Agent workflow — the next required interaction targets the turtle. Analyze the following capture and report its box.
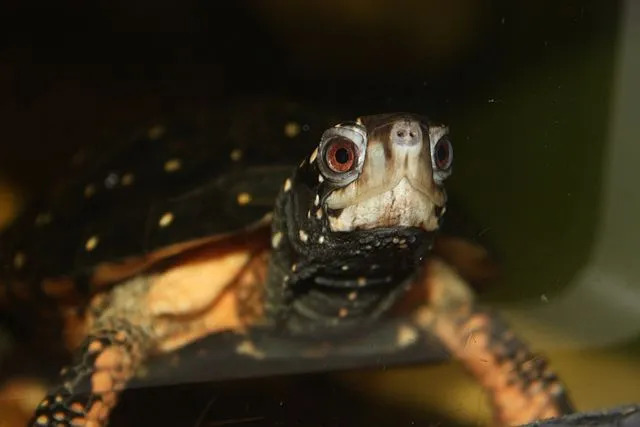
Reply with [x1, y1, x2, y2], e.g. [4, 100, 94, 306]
[0, 103, 575, 426]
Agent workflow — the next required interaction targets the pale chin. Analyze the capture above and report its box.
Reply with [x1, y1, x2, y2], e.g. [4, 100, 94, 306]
[327, 177, 441, 232]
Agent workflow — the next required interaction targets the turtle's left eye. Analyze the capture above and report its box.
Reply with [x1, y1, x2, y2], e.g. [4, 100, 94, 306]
[431, 136, 453, 183]
[325, 138, 357, 173]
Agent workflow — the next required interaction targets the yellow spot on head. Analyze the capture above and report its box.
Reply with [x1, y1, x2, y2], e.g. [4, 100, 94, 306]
[318, 235, 325, 244]
[148, 124, 166, 140]
[284, 121, 301, 138]
[230, 149, 243, 162]
[283, 178, 292, 192]
[121, 172, 135, 186]
[237, 192, 252, 206]
[309, 147, 318, 163]
[291, 263, 297, 272]
[164, 158, 182, 173]
[13, 252, 26, 269]
[85, 236, 99, 251]
[271, 232, 283, 249]
[84, 184, 96, 198]
[299, 230, 308, 243]
[158, 212, 174, 228]
[318, 174, 324, 183]
[314, 195, 320, 206]
[316, 209, 323, 220]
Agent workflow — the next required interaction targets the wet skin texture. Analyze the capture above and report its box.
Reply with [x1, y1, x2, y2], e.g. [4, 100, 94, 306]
[0, 112, 574, 426]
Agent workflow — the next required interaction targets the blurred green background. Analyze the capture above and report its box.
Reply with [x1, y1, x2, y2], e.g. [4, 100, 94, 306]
[1, 0, 638, 425]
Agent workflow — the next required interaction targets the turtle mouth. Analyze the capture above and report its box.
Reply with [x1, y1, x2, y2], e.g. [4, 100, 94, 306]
[326, 176, 444, 232]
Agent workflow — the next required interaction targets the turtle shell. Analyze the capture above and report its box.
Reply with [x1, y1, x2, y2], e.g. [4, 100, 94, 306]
[0, 98, 339, 299]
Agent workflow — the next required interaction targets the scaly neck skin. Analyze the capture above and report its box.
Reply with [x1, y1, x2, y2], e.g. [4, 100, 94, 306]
[265, 178, 435, 336]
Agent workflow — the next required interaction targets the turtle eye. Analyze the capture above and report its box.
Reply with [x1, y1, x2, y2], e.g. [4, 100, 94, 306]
[325, 138, 357, 173]
[431, 136, 453, 182]
[317, 122, 367, 185]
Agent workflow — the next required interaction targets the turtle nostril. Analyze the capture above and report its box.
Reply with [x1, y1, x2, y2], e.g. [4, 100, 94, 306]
[391, 120, 422, 146]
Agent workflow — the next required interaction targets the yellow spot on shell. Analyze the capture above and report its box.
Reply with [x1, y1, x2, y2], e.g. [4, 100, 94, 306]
[283, 178, 292, 192]
[230, 149, 243, 162]
[35, 211, 52, 226]
[36, 415, 49, 425]
[158, 212, 174, 227]
[318, 235, 325, 244]
[164, 158, 182, 173]
[237, 192, 252, 205]
[85, 236, 99, 251]
[84, 184, 96, 198]
[299, 230, 308, 243]
[13, 252, 26, 269]
[147, 124, 166, 140]
[121, 172, 135, 186]
[284, 121, 301, 138]
[397, 324, 418, 347]
[348, 291, 357, 301]
[357, 277, 367, 286]
[338, 308, 348, 318]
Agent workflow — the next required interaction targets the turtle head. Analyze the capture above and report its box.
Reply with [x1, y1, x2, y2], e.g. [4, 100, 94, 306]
[272, 113, 452, 276]
[269, 113, 453, 332]
[318, 114, 451, 233]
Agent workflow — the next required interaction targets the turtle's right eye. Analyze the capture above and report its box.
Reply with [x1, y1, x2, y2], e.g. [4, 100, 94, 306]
[317, 123, 367, 185]
[325, 137, 357, 173]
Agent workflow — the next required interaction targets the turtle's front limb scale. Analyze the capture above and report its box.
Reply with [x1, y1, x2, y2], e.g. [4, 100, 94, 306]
[412, 259, 575, 426]
[31, 323, 150, 426]
[29, 247, 268, 426]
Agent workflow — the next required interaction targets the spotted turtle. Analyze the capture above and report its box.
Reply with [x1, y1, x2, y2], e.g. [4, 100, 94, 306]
[0, 102, 574, 426]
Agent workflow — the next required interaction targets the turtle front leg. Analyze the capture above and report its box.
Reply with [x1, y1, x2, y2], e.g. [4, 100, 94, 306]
[411, 259, 574, 426]
[31, 323, 150, 426]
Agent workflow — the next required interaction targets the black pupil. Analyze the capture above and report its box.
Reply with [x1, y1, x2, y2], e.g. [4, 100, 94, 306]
[335, 147, 350, 164]
[436, 142, 449, 166]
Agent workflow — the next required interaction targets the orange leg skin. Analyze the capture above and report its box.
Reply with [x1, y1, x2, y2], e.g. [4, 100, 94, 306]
[411, 259, 575, 426]
[30, 324, 149, 426]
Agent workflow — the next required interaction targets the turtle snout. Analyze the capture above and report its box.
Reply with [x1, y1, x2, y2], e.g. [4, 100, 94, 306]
[390, 120, 422, 146]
